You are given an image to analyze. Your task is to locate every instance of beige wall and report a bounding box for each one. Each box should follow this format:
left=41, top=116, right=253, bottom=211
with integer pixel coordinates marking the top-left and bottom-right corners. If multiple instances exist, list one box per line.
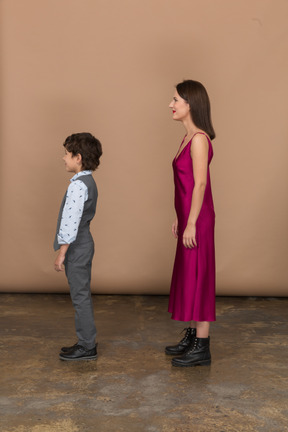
left=1, top=0, right=287, bottom=295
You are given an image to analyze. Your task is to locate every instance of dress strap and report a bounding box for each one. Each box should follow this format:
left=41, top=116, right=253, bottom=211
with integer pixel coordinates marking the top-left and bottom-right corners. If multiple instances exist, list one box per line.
left=175, top=132, right=211, bottom=161
left=174, top=136, right=187, bottom=160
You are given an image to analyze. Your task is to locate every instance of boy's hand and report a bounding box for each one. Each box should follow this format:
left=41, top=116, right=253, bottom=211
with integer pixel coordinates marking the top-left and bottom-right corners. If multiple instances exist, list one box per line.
left=54, top=254, right=65, bottom=272
left=54, top=244, right=69, bottom=272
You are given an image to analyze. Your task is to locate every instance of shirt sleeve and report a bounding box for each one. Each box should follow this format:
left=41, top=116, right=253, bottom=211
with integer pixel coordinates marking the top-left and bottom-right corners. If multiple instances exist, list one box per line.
left=57, top=180, right=88, bottom=245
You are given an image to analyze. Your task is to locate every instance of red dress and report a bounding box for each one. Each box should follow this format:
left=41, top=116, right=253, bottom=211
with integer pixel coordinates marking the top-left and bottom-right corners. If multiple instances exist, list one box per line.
left=168, top=132, right=216, bottom=322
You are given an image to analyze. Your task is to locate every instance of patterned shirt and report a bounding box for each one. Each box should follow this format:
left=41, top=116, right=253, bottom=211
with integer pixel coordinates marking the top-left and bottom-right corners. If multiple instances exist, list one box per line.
left=57, top=170, right=92, bottom=245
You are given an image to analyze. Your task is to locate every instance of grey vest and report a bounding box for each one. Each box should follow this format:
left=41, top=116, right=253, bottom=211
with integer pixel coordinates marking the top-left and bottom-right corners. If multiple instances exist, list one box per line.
left=53, top=174, right=98, bottom=251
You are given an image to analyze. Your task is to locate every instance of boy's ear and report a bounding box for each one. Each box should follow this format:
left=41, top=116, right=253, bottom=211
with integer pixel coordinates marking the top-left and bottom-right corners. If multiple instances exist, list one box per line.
left=76, top=153, right=82, bottom=165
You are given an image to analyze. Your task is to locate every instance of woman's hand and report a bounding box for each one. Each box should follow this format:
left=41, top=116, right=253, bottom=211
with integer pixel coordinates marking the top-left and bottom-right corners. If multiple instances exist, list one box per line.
left=183, top=223, right=197, bottom=248
left=172, top=218, right=178, bottom=238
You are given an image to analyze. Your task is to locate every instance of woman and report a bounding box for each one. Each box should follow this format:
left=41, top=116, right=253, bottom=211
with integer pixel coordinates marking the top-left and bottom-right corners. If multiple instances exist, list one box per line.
left=165, top=80, right=216, bottom=367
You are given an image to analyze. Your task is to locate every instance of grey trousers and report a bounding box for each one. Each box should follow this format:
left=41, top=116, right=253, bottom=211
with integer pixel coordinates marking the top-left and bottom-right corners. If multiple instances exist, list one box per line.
left=64, top=241, right=97, bottom=349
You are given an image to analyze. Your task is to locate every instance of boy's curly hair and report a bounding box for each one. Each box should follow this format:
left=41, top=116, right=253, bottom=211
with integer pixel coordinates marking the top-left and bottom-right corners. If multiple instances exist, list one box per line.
left=64, top=133, right=102, bottom=171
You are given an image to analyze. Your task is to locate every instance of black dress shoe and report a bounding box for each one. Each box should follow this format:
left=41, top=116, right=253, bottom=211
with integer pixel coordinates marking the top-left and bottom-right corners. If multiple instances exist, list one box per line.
left=59, top=344, right=98, bottom=361
left=60, top=343, right=78, bottom=353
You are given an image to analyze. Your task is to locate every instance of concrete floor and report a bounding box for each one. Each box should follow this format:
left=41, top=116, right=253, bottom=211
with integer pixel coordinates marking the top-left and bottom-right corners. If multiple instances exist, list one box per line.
left=0, top=294, right=287, bottom=432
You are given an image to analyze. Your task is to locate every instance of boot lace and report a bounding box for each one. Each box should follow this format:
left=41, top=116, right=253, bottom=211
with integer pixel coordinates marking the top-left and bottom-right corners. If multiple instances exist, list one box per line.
left=179, top=327, right=192, bottom=344
left=186, top=337, right=198, bottom=355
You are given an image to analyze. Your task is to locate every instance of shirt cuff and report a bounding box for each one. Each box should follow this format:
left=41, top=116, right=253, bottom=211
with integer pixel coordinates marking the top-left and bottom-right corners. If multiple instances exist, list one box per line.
left=57, top=234, right=73, bottom=245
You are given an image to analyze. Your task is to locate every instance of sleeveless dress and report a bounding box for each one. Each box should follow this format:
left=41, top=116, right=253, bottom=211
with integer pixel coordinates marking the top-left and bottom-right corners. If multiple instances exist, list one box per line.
left=168, top=132, right=216, bottom=322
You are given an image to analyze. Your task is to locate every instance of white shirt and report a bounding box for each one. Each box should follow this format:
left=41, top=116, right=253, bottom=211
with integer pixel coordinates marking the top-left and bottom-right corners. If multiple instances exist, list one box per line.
left=57, top=170, right=92, bottom=245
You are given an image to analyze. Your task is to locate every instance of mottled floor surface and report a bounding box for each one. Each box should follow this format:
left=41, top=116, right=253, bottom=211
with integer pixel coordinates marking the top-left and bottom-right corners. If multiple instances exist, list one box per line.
left=0, top=295, right=287, bottom=432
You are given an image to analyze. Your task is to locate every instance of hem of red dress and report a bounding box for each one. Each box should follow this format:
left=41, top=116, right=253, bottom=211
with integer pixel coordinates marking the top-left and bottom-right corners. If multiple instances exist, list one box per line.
left=169, top=312, right=216, bottom=322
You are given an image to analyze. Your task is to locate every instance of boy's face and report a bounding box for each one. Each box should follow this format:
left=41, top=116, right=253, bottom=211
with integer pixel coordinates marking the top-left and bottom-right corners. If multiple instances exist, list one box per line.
left=63, top=150, right=82, bottom=174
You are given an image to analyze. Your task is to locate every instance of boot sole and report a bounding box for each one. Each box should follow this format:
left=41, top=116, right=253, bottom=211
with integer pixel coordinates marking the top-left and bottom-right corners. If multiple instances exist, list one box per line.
left=172, top=359, right=211, bottom=367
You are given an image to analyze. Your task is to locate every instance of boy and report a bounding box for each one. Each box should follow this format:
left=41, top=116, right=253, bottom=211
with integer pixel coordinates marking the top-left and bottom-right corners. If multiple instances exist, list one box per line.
left=54, top=132, right=102, bottom=361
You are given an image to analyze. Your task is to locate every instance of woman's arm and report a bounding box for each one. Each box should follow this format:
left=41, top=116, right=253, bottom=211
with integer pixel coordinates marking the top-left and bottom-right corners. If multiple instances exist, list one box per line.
left=183, top=134, right=209, bottom=249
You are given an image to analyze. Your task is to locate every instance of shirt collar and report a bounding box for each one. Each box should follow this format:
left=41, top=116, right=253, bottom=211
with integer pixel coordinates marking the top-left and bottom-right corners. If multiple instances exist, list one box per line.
left=70, top=170, right=92, bottom=182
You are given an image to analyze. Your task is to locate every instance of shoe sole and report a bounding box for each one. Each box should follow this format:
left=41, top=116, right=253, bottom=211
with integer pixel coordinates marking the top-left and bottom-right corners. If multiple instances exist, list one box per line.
left=171, top=359, right=211, bottom=367
left=59, top=354, right=98, bottom=361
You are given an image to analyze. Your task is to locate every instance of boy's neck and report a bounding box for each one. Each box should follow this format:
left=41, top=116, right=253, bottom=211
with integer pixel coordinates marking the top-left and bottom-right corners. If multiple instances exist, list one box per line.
left=73, top=167, right=83, bottom=175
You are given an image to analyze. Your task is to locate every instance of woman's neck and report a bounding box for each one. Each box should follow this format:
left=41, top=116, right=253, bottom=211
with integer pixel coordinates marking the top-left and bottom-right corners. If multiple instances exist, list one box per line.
left=182, top=118, right=199, bottom=138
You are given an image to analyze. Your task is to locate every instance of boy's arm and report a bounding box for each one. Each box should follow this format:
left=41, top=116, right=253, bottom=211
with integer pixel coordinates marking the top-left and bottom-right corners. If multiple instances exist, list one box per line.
left=54, top=244, right=69, bottom=272
left=57, top=180, right=88, bottom=245
left=54, top=179, right=88, bottom=272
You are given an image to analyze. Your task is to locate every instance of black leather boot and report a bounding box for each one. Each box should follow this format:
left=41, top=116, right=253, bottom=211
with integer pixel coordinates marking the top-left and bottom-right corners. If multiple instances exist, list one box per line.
left=171, top=336, right=211, bottom=367
left=165, top=328, right=196, bottom=355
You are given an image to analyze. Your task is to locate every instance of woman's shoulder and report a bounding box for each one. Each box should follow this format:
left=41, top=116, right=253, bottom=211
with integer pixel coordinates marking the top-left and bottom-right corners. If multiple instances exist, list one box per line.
left=190, top=132, right=210, bottom=151
left=191, top=131, right=210, bottom=144
left=190, top=131, right=211, bottom=160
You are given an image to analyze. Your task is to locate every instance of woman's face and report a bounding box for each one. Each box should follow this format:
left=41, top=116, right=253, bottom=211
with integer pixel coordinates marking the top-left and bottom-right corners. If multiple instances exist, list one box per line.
left=169, top=90, right=190, bottom=122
